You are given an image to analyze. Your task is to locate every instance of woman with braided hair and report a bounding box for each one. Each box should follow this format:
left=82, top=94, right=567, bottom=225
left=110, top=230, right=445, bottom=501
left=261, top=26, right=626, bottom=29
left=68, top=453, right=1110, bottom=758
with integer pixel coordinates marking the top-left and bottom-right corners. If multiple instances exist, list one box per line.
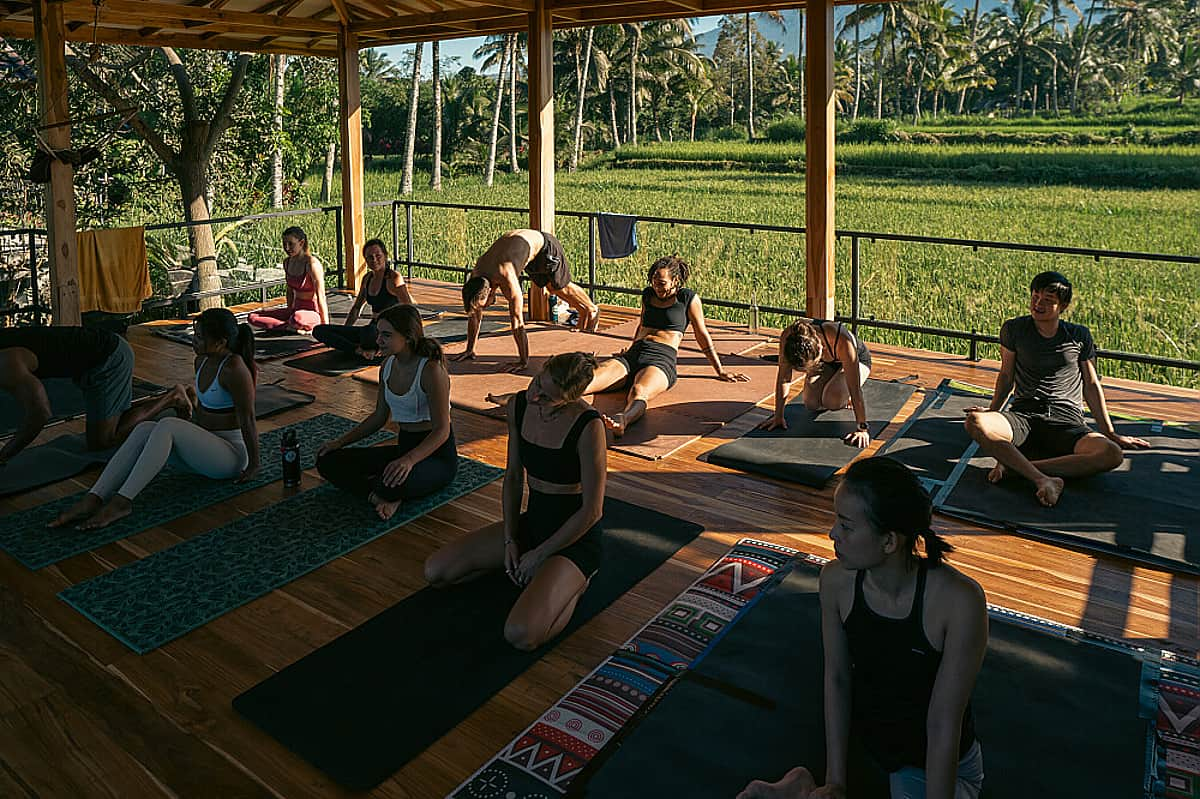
left=758, top=317, right=874, bottom=447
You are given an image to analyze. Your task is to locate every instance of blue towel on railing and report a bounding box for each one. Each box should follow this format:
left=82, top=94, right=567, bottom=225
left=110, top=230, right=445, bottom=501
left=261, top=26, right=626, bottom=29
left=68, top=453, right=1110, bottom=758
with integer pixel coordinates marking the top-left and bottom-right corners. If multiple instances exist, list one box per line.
left=598, top=213, right=638, bottom=259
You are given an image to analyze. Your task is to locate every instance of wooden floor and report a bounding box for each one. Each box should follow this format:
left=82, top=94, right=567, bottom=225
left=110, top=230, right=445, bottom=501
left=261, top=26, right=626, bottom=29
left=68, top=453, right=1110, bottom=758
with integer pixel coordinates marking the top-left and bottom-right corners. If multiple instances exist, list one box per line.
left=2, top=278, right=1198, bottom=798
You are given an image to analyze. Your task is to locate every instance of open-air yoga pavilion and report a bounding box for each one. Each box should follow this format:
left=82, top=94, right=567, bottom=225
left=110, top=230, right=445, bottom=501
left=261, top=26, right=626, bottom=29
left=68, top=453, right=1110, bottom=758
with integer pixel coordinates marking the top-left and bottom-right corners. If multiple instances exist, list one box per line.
left=1, top=0, right=1198, bottom=796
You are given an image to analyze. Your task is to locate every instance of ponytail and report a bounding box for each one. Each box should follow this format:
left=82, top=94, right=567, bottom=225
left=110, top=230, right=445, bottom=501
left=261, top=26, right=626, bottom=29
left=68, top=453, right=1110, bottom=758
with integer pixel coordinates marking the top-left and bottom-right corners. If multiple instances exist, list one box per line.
left=196, top=307, right=257, bottom=383
left=377, top=304, right=442, bottom=363
left=235, top=323, right=258, bottom=383
left=842, top=456, right=954, bottom=567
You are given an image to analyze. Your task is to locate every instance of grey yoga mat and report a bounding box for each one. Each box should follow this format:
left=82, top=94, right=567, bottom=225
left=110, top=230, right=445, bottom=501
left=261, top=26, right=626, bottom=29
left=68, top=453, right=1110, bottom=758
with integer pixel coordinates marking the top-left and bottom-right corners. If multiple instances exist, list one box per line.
left=706, top=379, right=918, bottom=486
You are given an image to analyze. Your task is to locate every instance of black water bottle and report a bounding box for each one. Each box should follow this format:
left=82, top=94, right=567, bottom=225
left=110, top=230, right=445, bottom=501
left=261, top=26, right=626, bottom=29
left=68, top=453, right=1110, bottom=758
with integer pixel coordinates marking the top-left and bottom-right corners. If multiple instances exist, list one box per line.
left=281, top=428, right=301, bottom=487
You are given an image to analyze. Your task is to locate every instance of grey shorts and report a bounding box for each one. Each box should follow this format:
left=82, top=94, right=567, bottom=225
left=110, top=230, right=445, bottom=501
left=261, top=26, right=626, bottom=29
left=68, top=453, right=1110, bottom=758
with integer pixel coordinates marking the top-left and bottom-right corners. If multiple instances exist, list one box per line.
left=77, top=336, right=133, bottom=423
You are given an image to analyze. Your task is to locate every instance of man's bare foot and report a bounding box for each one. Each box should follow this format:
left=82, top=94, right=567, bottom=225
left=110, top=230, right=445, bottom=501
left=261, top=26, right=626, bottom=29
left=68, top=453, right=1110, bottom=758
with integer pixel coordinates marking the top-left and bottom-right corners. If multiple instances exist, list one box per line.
left=1035, top=476, right=1065, bottom=507
left=48, top=493, right=103, bottom=528
left=987, top=462, right=1007, bottom=484
left=737, top=766, right=817, bottom=799
left=601, top=412, right=625, bottom=438
left=369, top=492, right=402, bottom=521
left=486, top=391, right=518, bottom=406
left=78, top=496, right=134, bottom=530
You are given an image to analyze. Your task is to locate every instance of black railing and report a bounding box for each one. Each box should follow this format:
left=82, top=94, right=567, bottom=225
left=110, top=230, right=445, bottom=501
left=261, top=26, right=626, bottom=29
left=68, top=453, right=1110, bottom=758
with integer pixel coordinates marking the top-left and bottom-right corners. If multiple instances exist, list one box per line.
left=3, top=201, right=1197, bottom=376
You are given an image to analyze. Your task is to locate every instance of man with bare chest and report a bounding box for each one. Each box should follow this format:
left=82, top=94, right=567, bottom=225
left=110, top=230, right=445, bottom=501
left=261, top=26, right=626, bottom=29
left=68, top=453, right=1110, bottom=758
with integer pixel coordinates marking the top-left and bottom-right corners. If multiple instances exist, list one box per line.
left=455, top=230, right=599, bottom=373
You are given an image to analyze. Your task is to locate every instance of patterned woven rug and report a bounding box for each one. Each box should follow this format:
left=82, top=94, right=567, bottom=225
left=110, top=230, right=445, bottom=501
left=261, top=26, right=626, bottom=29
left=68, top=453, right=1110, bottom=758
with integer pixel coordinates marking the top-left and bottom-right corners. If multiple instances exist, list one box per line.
left=1146, top=659, right=1200, bottom=798
left=451, top=538, right=798, bottom=798
left=0, top=413, right=391, bottom=569
left=59, top=458, right=503, bottom=653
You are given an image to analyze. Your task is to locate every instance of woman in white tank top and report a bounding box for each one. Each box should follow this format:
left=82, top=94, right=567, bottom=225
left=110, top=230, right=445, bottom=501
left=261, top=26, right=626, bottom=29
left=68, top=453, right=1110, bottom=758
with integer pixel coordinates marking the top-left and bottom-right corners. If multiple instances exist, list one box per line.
left=316, top=305, right=458, bottom=520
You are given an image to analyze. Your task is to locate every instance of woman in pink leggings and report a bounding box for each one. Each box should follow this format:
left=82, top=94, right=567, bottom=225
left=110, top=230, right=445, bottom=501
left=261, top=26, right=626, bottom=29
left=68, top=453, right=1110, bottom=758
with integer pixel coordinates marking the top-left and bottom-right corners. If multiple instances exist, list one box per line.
left=248, top=225, right=329, bottom=332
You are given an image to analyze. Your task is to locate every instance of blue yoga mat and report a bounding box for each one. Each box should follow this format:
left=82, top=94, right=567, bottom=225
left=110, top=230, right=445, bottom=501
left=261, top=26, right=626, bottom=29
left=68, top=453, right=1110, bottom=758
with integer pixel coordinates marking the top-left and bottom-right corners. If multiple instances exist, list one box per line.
left=0, top=413, right=389, bottom=569
left=59, top=457, right=503, bottom=653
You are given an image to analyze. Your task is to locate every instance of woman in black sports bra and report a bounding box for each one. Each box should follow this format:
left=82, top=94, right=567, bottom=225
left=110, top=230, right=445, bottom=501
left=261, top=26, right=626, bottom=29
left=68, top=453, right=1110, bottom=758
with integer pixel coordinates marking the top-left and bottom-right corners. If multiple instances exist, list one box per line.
left=738, top=457, right=987, bottom=799
left=581, top=254, right=749, bottom=437
left=759, top=317, right=874, bottom=448
left=424, top=352, right=607, bottom=651
left=312, top=239, right=416, bottom=360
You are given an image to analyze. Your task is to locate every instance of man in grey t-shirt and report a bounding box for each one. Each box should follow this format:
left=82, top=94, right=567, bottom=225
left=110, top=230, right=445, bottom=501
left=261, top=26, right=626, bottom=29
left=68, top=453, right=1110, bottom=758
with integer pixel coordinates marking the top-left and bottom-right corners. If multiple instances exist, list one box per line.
left=963, top=271, right=1149, bottom=507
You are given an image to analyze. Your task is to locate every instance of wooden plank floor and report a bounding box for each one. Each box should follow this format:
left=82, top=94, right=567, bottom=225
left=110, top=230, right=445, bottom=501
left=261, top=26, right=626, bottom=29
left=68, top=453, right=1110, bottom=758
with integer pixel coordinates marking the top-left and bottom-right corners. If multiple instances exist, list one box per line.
left=2, top=277, right=1197, bottom=798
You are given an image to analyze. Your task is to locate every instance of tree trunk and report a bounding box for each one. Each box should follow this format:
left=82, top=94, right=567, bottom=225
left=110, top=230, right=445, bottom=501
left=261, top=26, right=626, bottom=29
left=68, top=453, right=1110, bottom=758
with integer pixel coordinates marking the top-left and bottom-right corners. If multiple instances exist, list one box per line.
left=509, top=35, right=520, bottom=173
left=400, top=42, right=422, bottom=195
left=1015, top=48, right=1025, bottom=114
left=321, top=140, right=336, bottom=202
left=571, top=27, right=594, bottom=172
left=875, top=50, right=884, bottom=119
left=629, top=28, right=641, bottom=146
left=608, top=85, right=621, bottom=147
left=431, top=41, right=443, bottom=190
left=852, top=18, right=862, bottom=120
left=690, top=104, right=698, bottom=141
left=1050, top=53, right=1059, bottom=115
left=485, top=35, right=510, bottom=187
left=179, top=155, right=220, bottom=309
left=1071, top=2, right=1099, bottom=113
left=270, top=54, right=286, bottom=208
left=746, top=13, right=755, bottom=139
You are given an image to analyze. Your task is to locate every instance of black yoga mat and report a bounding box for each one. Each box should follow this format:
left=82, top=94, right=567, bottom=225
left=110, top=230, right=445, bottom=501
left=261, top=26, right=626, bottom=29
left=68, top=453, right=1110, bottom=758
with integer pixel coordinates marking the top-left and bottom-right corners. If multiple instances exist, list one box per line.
left=424, top=315, right=508, bottom=343
left=282, top=349, right=373, bottom=376
left=152, top=295, right=355, bottom=360
left=874, top=383, right=984, bottom=491
left=0, top=377, right=165, bottom=438
left=232, top=497, right=704, bottom=791
left=706, top=379, right=917, bottom=486
left=579, top=565, right=1146, bottom=799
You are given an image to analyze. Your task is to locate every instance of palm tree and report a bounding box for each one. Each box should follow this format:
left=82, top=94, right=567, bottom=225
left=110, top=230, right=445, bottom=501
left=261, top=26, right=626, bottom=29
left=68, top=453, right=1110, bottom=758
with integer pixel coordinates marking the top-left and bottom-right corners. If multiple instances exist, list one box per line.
left=570, top=26, right=595, bottom=171
left=509, top=33, right=523, bottom=173
left=431, top=40, right=442, bottom=190
left=400, top=42, right=421, bottom=195
left=1096, top=0, right=1179, bottom=98
left=270, top=54, right=287, bottom=208
left=989, top=0, right=1055, bottom=114
left=1166, top=38, right=1200, bottom=105
left=361, top=48, right=400, bottom=82
left=482, top=34, right=511, bottom=187
left=623, top=22, right=642, bottom=145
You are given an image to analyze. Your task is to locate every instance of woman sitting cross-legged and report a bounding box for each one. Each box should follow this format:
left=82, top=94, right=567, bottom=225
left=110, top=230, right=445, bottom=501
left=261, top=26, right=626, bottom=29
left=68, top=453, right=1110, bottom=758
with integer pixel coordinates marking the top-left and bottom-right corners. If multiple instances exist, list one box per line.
left=248, top=225, right=329, bottom=333
left=316, top=304, right=457, bottom=520
left=311, top=238, right=415, bottom=361
left=738, top=456, right=987, bottom=799
left=50, top=308, right=260, bottom=530
left=424, top=352, right=606, bottom=651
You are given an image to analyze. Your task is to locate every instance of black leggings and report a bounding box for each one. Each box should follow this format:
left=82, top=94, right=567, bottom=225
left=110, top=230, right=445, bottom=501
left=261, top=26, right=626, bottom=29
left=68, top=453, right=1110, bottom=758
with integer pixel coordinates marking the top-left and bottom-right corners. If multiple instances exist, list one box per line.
left=312, top=323, right=377, bottom=354
left=317, top=429, right=458, bottom=502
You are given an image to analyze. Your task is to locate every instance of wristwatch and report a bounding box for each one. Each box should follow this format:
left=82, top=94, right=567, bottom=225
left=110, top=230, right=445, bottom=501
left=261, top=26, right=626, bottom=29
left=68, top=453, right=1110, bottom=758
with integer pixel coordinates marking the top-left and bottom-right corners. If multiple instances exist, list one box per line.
left=857, top=422, right=869, bottom=431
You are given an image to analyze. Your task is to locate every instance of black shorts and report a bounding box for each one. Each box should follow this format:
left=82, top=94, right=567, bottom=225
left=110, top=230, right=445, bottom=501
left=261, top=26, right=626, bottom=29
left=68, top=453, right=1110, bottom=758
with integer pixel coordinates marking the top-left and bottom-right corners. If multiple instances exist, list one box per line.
left=517, top=489, right=602, bottom=579
left=525, top=231, right=571, bottom=290
left=1001, top=407, right=1092, bottom=458
left=612, top=339, right=678, bottom=389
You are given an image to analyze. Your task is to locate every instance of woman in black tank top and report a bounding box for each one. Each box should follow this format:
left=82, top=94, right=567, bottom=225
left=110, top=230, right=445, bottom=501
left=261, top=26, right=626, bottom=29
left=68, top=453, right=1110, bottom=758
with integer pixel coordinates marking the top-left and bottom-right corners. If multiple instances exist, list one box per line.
left=740, top=457, right=987, bottom=799
left=312, top=239, right=416, bottom=360
left=425, top=352, right=607, bottom=652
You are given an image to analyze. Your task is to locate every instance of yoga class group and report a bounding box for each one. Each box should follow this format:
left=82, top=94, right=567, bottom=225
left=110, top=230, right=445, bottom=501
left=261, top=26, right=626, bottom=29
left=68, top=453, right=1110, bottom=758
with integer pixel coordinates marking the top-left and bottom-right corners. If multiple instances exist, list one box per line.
left=0, top=225, right=1157, bottom=799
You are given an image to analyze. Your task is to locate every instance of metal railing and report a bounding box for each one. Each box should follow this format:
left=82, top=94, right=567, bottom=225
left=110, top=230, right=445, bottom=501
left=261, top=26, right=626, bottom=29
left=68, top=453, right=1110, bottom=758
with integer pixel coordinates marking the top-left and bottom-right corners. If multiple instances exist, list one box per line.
left=3, top=201, right=1197, bottom=376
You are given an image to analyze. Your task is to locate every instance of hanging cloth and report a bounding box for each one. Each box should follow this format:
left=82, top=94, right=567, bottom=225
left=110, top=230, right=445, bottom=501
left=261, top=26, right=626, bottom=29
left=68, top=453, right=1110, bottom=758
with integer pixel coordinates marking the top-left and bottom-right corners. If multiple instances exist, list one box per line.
left=77, top=226, right=151, bottom=314
left=597, top=213, right=639, bottom=259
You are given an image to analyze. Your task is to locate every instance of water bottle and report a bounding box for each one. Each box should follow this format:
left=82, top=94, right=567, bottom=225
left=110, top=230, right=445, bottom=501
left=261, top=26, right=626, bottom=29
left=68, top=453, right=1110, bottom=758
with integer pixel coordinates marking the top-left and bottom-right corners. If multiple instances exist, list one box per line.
left=281, top=428, right=301, bottom=487
left=547, top=294, right=560, bottom=323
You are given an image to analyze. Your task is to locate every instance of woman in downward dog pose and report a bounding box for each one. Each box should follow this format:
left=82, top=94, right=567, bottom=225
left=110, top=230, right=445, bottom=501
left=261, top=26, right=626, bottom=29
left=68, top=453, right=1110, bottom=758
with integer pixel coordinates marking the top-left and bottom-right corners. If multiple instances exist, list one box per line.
left=316, top=304, right=457, bottom=520
left=424, top=352, right=606, bottom=651
left=738, top=457, right=987, bottom=799
left=50, top=308, right=260, bottom=530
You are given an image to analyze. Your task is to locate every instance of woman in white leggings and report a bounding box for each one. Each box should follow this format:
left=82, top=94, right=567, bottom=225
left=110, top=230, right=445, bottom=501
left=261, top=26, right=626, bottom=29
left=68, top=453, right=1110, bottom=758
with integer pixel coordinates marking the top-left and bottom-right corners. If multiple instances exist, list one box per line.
left=51, top=308, right=261, bottom=530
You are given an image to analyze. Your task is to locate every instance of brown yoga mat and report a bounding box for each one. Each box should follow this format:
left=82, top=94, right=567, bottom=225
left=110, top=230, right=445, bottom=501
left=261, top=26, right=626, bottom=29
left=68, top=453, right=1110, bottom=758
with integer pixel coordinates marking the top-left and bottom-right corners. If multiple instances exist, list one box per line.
left=355, top=321, right=776, bottom=460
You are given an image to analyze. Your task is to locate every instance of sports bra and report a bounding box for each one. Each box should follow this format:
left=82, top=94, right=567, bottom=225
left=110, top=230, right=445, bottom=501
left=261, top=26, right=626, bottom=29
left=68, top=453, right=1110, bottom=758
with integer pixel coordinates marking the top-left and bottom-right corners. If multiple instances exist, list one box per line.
left=804, top=318, right=873, bottom=370
left=365, top=270, right=401, bottom=315
left=514, top=391, right=601, bottom=485
left=285, top=261, right=316, bottom=294
left=195, top=355, right=235, bottom=412
left=640, top=286, right=695, bottom=333
left=382, top=356, right=431, bottom=423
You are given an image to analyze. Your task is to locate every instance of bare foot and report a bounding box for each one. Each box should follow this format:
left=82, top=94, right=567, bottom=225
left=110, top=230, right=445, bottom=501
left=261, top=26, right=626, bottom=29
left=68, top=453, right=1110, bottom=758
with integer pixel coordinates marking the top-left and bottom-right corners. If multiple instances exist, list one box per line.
left=48, top=493, right=103, bottom=528
left=369, top=492, right=402, bottom=521
left=1035, top=476, right=1065, bottom=507
left=485, top=391, right=518, bottom=406
left=987, top=462, right=1006, bottom=484
left=77, top=496, right=133, bottom=530
left=601, top=412, right=625, bottom=438
left=737, top=766, right=817, bottom=799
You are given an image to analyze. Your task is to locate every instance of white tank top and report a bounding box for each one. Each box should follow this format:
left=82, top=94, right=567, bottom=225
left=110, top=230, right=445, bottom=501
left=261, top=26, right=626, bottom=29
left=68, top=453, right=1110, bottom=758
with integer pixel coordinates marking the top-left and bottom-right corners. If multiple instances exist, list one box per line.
left=382, top=355, right=431, bottom=423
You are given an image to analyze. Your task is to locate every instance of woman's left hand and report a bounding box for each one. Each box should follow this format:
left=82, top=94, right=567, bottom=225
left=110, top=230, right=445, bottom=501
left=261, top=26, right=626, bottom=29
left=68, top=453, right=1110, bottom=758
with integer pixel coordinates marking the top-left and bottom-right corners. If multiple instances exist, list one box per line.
left=513, top=547, right=547, bottom=586
left=382, top=455, right=415, bottom=487
left=843, top=429, right=871, bottom=449
left=717, top=370, right=750, bottom=383
left=236, top=462, right=260, bottom=483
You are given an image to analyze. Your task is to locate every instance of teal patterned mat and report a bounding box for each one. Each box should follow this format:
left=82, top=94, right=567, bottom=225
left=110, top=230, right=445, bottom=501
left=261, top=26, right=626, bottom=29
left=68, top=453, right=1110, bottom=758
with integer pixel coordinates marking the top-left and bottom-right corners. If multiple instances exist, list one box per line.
left=0, top=414, right=391, bottom=569
left=59, top=458, right=503, bottom=653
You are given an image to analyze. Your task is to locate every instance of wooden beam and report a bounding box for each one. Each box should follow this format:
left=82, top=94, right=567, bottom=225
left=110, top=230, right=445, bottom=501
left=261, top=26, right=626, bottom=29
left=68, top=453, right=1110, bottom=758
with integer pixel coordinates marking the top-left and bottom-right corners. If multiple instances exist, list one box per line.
left=527, top=0, right=553, bottom=322
left=338, top=27, right=366, bottom=294
left=60, top=0, right=339, bottom=33
left=805, top=0, right=835, bottom=320
left=330, top=0, right=352, bottom=24
left=33, top=0, right=81, bottom=326
left=0, top=19, right=336, bottom=56
left=351, top=4, right=525, bottom=34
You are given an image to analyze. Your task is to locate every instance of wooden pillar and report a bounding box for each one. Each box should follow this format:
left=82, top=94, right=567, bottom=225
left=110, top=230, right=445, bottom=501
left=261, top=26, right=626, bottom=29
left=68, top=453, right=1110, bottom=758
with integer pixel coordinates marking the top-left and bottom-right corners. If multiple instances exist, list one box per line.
left=804, top=0, right=836, bottom=320
left=33, top=0, right=81, bottom=326
left=338, top=27, right=366, bottom=293
left=526, top=0, right=554, bottom=321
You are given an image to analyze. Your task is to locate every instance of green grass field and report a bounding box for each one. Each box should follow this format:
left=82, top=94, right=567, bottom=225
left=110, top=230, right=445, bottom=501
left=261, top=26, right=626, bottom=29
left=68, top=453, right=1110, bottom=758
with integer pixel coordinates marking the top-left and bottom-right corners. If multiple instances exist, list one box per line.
left=285, top=159, right=1200, bottom=389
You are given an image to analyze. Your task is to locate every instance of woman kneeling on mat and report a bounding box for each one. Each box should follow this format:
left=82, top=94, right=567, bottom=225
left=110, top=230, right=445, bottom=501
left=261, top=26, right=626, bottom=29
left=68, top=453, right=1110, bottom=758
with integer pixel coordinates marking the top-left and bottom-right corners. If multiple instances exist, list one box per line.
left=759, top=318, right=873, bottom=448
left=312, top=238, right=415, bottom=361
left=50, top=309, right=260, bottom=530
left=739, top=457, right=987, bottom=799
left=424, top=352, right=605, bottom=651
left=248, top=225, right=329, bottom=333
left=583, top=255, right=748, bottom=436
left=317, top=305, right=457, bottom=520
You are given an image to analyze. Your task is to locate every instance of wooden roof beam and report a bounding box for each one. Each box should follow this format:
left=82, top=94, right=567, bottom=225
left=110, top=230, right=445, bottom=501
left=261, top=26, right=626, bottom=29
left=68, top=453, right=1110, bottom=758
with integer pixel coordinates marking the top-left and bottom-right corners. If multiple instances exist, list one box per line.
left=351, top=4, right=524, bottom=33
left=60, top=0, right=340, bottom=34
left=0, top=18, right=336, bottom=56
